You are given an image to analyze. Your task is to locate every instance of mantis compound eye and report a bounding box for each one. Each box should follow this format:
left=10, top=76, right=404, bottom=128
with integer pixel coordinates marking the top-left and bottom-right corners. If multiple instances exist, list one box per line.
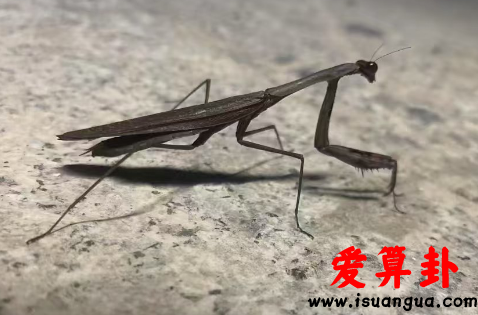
left=355, top=60, right=378, bottom=83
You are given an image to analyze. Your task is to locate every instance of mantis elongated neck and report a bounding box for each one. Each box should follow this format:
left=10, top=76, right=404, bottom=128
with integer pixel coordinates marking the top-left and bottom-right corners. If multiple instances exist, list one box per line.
left=265, top=63, right=358, bottom=98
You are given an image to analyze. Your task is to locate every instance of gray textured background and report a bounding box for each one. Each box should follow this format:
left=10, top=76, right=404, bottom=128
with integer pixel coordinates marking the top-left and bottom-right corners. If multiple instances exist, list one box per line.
left=1, top=0, right=478, bottom=314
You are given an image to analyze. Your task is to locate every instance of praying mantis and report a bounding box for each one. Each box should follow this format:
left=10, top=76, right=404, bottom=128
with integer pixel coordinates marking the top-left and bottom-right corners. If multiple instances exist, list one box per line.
left=27, top=47, right=410, bottom=244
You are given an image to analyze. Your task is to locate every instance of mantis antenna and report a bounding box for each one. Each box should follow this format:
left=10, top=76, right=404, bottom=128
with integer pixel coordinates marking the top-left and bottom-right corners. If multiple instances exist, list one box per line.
left=369, top=43, right=385, bottom=61
left=374, top=47, right=412, bottom=62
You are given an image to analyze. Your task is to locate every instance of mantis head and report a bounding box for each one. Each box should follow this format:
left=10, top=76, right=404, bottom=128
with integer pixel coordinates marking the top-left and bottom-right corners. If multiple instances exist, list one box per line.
left=356, top=46, right=411, bottom=83
left=356, top=60, right=378, bottom=83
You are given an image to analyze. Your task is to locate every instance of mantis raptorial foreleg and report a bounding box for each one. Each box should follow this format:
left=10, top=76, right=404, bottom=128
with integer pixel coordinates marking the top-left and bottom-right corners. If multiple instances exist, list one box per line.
left=315, top=78, right=403, bottom=212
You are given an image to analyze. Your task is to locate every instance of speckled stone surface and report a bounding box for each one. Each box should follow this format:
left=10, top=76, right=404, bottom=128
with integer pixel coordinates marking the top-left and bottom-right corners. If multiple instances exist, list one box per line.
left=1, top=0, right=477, bottom=314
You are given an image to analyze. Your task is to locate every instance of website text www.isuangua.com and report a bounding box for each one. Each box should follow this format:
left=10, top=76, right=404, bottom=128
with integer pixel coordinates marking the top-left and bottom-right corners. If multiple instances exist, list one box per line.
left=308, top=294, right=476, bottom=311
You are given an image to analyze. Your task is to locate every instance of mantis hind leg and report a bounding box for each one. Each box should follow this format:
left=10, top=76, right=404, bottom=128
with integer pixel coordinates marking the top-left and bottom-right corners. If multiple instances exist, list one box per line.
left=26, top=126, right=223, bottom=244
left=171, top=79, right=211, bottom=110
left=315, top=78, right=403, bottom=213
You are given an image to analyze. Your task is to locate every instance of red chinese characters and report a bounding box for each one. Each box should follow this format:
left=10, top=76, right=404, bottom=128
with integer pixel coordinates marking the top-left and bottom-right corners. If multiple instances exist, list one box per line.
left=331, top=245, right=458, bottom=289
left=420, top=246, right=458, bottom=288
left=376, top=246, right=411, bottom=288
left=331, top=246, right=367, bottom=288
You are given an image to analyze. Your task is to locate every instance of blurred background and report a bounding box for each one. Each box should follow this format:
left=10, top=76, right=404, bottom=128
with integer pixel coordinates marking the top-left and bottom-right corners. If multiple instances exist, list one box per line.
left=1, top=0, right=477, bottom=314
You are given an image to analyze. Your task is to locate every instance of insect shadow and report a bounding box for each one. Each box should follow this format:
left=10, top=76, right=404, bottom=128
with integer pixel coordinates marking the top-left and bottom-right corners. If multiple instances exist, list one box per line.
left=47, top=158, right=307, bottom=238
left=303, top=185, right=382, bottom=201
left=61, top=157, right=298, bottom=187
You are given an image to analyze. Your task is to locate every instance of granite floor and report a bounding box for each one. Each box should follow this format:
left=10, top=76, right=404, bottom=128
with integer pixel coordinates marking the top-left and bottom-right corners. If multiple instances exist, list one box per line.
left=1, top=0, right=477, bottom=314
